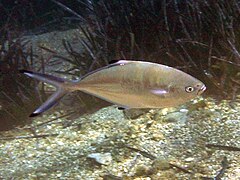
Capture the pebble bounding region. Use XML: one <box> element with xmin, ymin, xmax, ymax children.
<box><xmin>0</xmin><ymin>97</ymin><xmax>239</xmax><ymax>179</ymax></box>
<box><xmin>164</xmin><ymin>111</ymin><xmax>188</xmax><ymax>124</ymax></box>
<box><xmin>87</xmin><ymin>152</ymin><xmax>112</xmax><ymax>165</ymax></box>
<box><xmin>180</xmin><ymin>108</ymin><xmax>188</xmax><ymax>113</ymax></box>
<box><xmin>184</xmin><ymin>157</ymin><xmax>195</xmax><ymax>162</ymax></box>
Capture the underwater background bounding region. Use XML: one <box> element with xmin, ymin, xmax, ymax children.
<box><xmin>0</xmin><ymin>0</ymin><xmax>239</xmax><ymax>179</ymax></box>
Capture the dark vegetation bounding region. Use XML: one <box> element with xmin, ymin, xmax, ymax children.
<box><xmin>0</xmin><ymin>0</ymin><xmax>240</xmax><ymax>130</ymax></box>
<box><xmin>0</xmin><ymin>0</ymin><xmax>87</xmax><ymax>131</ymax></box>
<box><xmin>0</xmin><ymin>24</ymin><xmax>47</xmax><ymax>130</ymax></box>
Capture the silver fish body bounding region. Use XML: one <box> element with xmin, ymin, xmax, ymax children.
<box><xmin>77</xmin><ymin>60</ymin><xmax>205</xmax><ymax>108</ymax></box>
<box><xmin>21</xmin><ymin>60</ymin><xmax>206</xmax><ymax>117</ymax></box>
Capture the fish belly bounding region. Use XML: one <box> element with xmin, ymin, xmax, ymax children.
<box><xmin>80</xmin><ymin>84</ymin><xmax>159</xmax><ymax>108</ymax></box>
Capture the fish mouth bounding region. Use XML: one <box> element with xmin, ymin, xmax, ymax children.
<box><xmin>197</xmin><ymin>85</ymin><xmax>206</xmax><ymax>95</ymax></box>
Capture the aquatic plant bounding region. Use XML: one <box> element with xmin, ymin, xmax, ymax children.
<box><xmin>0</xmin><ymin>25</ymin><xmax>46</xmax><ymax>131</ymax></box>
<box><xmin>0</xmin><ymin>1</ymin><xmax>70</xmax><ymax>34</ymax></box>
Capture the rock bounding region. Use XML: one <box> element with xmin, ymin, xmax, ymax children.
<box><xmin>184</xmin><ymin>157</ymin><xmax>195</xmax><ymax>162</ymax></box>
<box><xmin>123</xmin><ymin>109</ymin><xmax>150</xmax><ymax>119</ymax></box>
<box><xmin>188</xmin><ymin>100</ymin><xmax>207</xmax><ymax>112</ymax></box>
<box><xmin>135</xmin><ymin>165</ymin><xmax>150</xmax><ymax>176</ymax></box>
<box><xmin>87</xmin><ymin>152</ymin><xmax>112</xmax><ymax>165</ymax></box>
<box><xmin>164</xmin><ymin>111</ymin><xmax>188</xmax><ymax>124</ymax></box>
<box><xmin>179</xmin><ymin>108</ymin><xmax>188</xmax><ymax>113</ymax></box>
<box><xmin>151</xmin><ymin>157</ymin><xmax>171</xmax><ymax>172</ymax></box>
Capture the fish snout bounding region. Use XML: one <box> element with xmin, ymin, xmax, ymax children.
<box><xmin>197</xmin><ymin>84</ymin><xmax>206</xmax><ymax>95</ymax></box>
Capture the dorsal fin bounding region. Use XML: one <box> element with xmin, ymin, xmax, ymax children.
<box><xmin>109</xmin><ymin>60</ymin><xmax>120</xmax><ymax>64</ymax></box>
<box><xmin>108</xmin><ymin>60</ymin><xmax>131</xmax><ymax>65</ymax></box>
<box><xmin>80</xmin><ymin>60</ymin><xmax>131</xmax><ymax>80</ymax></box>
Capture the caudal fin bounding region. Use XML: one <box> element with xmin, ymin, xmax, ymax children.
<box><xmin>20</xmin><ymin>70</ymin><xmax>72</xmax><ymax>117</ymax></box>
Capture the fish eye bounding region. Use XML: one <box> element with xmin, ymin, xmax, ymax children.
<box><xmin>185</xmin><ymin>86</ymin><xmax>195</xmax><ymax>93</ymax></box>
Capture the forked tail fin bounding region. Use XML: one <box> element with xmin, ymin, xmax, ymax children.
<box><xmin>20</xmin><ymin>70</ymin><xmax>73</xmax><ymax>117</ymax></box>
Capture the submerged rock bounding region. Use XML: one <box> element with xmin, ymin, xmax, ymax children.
<box><xmin>87</xmin><ymin>152</ymin><xmax>112</xmax><ymax>165</ymax></box>
<box><xmin>164</xmin><ymin>111</ymin><xmax>188</xmax><ymax>124</ymax></box>
<box><xmin>123</xmin><ymin>109</ymin><xmax>150</xmax><ymax>119</ymax></box>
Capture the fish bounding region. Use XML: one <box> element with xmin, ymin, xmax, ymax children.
<box><xmin>20</xmin><ymin>60</ymin><xmax>206</xmax><ymax>117</ymax></box>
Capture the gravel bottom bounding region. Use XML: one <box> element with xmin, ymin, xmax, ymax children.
<box><xmin>0</xmin><ymin>96</ymin><xmax>239</xmax><ymax>179</ymax></box>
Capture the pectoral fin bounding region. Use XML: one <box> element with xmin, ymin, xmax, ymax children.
<box><xmin>150</xmin><ymin>89</ymin><xmax>168</xmax><ymax>96</ymax></box>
